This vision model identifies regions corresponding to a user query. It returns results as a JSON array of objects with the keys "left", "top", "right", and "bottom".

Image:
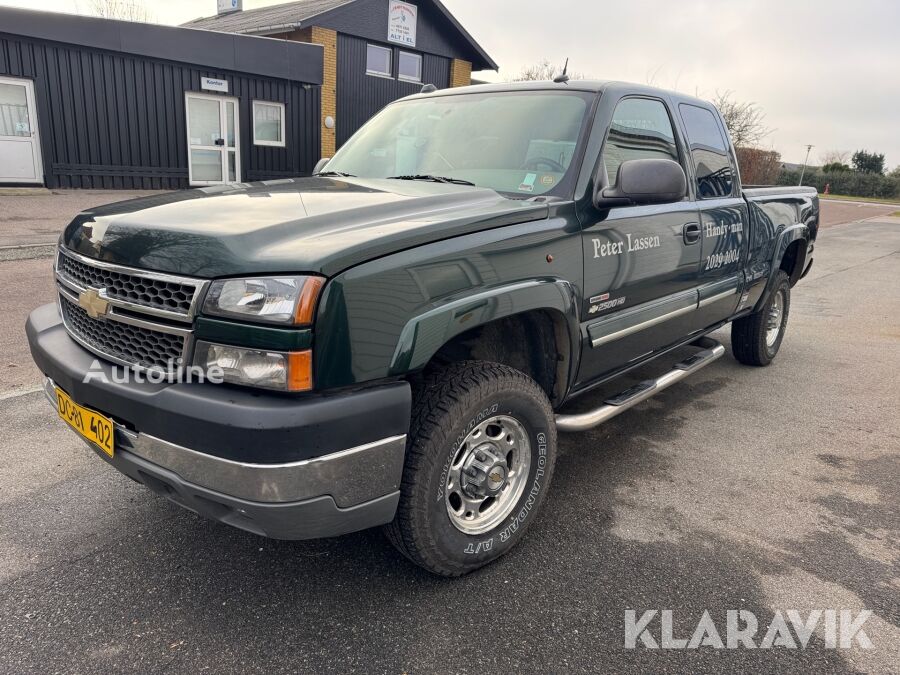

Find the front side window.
[
  {"left": 679, "top": 104, "right": 734, "bottom": 198},
  {"left": 602, "top": 97, "right": 679, "bottom": 186},
  {"left": 326, "top": 90, "right": 593, "bottom": 197},
  {"left": 398, "top": 52, "right": 422, "bottom": 82},
  {"left": 366, "top": 44, "right": 392, "bottom": 77},
  {"left": 253, "top": 101, "right": 285, "bottom": 146}
]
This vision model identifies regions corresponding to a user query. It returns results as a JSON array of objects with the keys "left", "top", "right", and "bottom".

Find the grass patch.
[{"left": 819, "top": 193, "right": 900, "bottom": 206}]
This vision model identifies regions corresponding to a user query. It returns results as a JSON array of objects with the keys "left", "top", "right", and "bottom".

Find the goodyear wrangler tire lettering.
[{"left": 383, "top": 361, "right": 557, "bottom": 577}]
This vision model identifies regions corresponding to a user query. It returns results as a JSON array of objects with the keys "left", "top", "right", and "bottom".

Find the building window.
[
  {"left": 253, "top": 101, "right": 285, "bottom": 147},
  {"left": 366, "top": 44, "right": 392, "bottom": 77},
  {"left": 398, "top": 52, "right": 422, "bottom": 82}
]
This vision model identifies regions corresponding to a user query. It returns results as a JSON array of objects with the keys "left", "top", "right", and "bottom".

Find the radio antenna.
[{"left": 553, "top": 58, "right": 570, "bottom": 84}]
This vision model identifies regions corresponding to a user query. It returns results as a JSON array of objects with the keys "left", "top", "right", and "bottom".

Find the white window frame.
[
  {"left": 366, "top": 44, "right": 393, "bottom": 78},
  {"left": 397, "top": 51, "right": 422, "bottom": 83},
  {"left": 185, "top": 91, "right": 241, "bottom": 187},
  {"left": 252, "top": 100, "right": 286, "bottom": 147},
  {"left": 0, "top": 75, "right": 44, "bottom": 184}
]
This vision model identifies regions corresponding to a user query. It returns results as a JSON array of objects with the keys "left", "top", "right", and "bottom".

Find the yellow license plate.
[{"left": 55, "top": 387, "right": 115, "bottom": 457}]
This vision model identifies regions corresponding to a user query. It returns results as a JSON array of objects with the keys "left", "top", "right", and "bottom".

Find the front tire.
[
  {"left": 731, "top": 270, "right": 791, "bottom": 366},
  {"left": 384, "top": 361, "right": 557, "bottom": 576}
]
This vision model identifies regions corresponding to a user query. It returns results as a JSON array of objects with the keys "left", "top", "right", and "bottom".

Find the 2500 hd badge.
[{"left": 27, "top": 80, "right": 817, "bottom": 576}]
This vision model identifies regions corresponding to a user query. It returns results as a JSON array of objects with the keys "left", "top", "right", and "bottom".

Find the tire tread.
[
  {"left": 731, "top": 270, "right": 790, "bottom": 366},
  {"left": 384, "top": 360, "right": 555, "bottom": 576}
]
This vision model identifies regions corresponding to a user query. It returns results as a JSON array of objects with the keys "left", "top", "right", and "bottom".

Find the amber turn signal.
[
  {"left": 287, "top": 350, "right": 314, "bottom": 391},
  {"left": 295, "top": 277, "right": 325, "bottom": 325}
]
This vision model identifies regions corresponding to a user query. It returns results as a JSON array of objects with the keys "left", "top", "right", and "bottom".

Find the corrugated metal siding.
[
  {"left": 0, "top": 32, "right": 321, "bottom": 189},
  {"left": 336, "top": 34, "right": 448, "bottom": 148}
]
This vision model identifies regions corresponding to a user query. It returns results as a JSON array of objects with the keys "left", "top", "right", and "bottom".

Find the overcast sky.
[{"left": 3, "top": 0, "right": 898, "bottom": 167}]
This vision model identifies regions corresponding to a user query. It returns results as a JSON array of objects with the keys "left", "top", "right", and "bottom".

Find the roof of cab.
[{"left": 404, "top": 80, "right": 715, "bottom": 109}]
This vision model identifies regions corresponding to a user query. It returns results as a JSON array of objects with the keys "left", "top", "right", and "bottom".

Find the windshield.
[{"left": 325, "top": 90, "right": 594, "bottom": 197}]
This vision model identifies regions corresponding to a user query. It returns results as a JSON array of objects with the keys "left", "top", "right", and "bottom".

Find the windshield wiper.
[
  {"left": 315, "top": 170, "right": 356, "bottom": 177},
  {"left": 387, "top": 174, "right": 476, "bottom": 186}
]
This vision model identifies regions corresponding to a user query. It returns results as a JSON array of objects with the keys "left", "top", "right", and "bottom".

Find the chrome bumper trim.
[{"left": 44, "top": 378, "right": 406, "bottom": 507}]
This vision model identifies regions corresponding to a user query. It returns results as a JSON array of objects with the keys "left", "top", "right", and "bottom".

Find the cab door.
[
  {"left": 576, "top": 96, "right": 702, "bottom": 386},
  {"left": 677, "top": 103, "right": 748, "bottom": 329}
]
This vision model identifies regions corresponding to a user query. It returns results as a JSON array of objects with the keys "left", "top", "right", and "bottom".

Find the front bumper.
[{"left": 28, "top": 303, "right": 411, "bottom": 540}]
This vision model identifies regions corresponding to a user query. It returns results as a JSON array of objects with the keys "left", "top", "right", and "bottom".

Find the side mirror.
[
  {"left": 594, "top": 158, "right": 686, "bottom": 208},
  {"left": 312, "top": 157, "right": 330, "bottom": 175}
]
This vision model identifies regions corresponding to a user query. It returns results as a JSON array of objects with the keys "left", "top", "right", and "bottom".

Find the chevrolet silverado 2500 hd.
[{"left": 27, "top": 81, "right": 817, "bottom": 576}]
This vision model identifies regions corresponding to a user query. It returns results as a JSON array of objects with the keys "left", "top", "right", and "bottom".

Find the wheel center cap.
[
  {"left": 487, "top": 465, "right": 507, "bottom": 491},
  {"left": 461, "top": 444, "right": 508, "bottom": 498}
]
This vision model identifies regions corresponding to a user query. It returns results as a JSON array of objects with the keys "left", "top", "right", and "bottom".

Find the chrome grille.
[
  {"left": 54, "top": 248, "right": 203, "bottom": 372},
  {"left": 60, "top": 294, "right": 186, "bottom": 371},
  {"left": 57, "top": 250, "right": 199, "bottom": 317}
]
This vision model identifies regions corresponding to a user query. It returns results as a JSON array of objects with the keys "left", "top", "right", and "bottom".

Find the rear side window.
[
  {"left": 679, "top": 104, "right": 735, "bottom": 198},
  {"left": 602, "top": 98, "right": 679, "bottom": 186}
]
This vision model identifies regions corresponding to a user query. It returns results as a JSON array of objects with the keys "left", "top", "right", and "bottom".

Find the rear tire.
[
  {"left": 384, "top": 361, "right": 557, "bottom": 576},
  {"left": 731, "top": 271, "right": 791, "bottom": 366}
]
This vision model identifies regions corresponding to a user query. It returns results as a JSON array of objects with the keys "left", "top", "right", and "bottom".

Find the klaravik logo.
[{"left": 624, "top": 609, "right": 873, "bottom": 649}]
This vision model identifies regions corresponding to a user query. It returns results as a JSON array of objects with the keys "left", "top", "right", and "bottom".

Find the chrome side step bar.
[{"left": 555, "top": 337, "right": 726, "bottom": 433}]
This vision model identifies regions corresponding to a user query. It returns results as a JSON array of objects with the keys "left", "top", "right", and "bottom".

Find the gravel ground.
[
  {"left": 0, "top": 197, "right": 897, "bottom": 673},
  {"left": 0, "top": 189, "right": 163, "bottom": 248}
]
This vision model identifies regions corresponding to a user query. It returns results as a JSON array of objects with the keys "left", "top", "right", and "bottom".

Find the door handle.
[
  {"left": 683, "top": 222, "right": 701, "bottom": 245},
  {"left": 214, "top": 138, "right": 225, "bottom": 146}
]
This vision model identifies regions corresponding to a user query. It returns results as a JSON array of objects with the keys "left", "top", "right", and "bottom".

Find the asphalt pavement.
[{"left": 0, "top": 197, "right": 897, "bottom": 673}]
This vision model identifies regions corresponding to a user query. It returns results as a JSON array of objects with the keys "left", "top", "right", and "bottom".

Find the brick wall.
[
  {"left": 289, "top": 26, "right": 337, "bottom": 158},
  {"left": 449, "top": 59, "right": 472, "bottom": 87}
]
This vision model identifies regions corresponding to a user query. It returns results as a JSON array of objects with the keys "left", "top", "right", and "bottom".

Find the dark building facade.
[
  {"left": 0, "top": 6, "right": 323, "bottom": 189},
  {"left": 184, "top": 0, "right": 497, "bottom": 155},
  {"left": 0, "top": 0, "right": 495, "bottom": 189}
]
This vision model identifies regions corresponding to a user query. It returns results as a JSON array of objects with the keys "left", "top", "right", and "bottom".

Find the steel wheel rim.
[
  {"left": 445, "top": 414, "right": 532, "bottom": 535},
  {"left": 766, "top": 290, "right": 784, "bottom": 347}
]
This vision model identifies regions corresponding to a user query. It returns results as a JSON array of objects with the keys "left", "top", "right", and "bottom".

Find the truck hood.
[{"left": 61, "top": 178, "right": 549, "bottom": 278}]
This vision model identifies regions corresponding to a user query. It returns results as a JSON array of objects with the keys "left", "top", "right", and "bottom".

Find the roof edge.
[
  {"left": 0, "top": 6, "right": 324, "bottom": 85},
  {"left": 183, "top": 0, "right": 498, "bottom": 72}
]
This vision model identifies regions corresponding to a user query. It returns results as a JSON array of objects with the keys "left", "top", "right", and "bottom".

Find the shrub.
[
  {"left": 777, "top": 170, "right": 900, "bottom": 198},
  {"left": 735, "top": 147, "right": 781, "bottom": 185},
  {"left": 821, "top": 162, "right": 851, "bottom": 173}
]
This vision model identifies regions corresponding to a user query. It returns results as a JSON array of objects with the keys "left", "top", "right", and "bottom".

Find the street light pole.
[{"left": 798, "top": 144, "right": 814, "bottom": 186}]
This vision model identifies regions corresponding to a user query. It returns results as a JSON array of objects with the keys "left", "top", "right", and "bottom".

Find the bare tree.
[
  {"left": 711, "top": 90, "right": 771, "bottom": 148},
  {"left": 508, "top": 59, "right": 589, "bottom": 82},
  {"left": 83, "top": 0, "right": 155, "bottom": 22},
  {"left": 819, "top": 149, "right": 850, "bottom": 166}
]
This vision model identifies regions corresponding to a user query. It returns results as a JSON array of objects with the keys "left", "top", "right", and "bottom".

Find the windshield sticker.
[
  {"left": 541, "top": 175, "right": 555, "bottom": 186},
  {"left": 518, "top": 173, "right": 537, "bottom": 193}
]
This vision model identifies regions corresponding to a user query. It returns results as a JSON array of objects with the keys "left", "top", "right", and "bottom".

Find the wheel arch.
[
  {"left": 389, "top": 279, "right": 580, "bottom": 405},
  {"left": 754, "top": 223, "right": 808, "bottom": 311}
]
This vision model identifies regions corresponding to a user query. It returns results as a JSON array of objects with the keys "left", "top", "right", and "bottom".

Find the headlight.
[
  {"left": 202, "top": 276, "right": 324, "bottom": 325},
  {"left": 194, "top": 341, "right": 313, "bottom": 392}
]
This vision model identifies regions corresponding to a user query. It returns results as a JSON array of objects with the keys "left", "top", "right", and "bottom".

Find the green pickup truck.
[{"left": 27, "top": 81, "right": 817, "bottom": 575}]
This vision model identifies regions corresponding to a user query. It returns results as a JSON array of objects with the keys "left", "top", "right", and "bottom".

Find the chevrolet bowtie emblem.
[{"left": 78, "top": 288, "right": 110, "bottom": 319}]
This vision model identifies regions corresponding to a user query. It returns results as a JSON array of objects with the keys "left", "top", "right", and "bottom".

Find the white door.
[
  {"left": 0, "top": 76, "right": 43, "bottom": 184},
  {"left": 185, "top": 93, "right": 240, "bottom": 186}
]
